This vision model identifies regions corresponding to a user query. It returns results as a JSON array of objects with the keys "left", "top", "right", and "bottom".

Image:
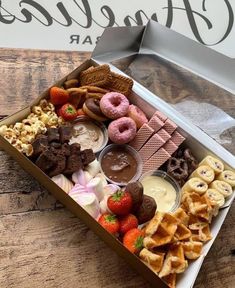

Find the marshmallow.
[
  {"left": 72, "top": 169, "right": 92, "bottom": 185},
  {"left": 85, "top": 159, "right": 101, "bottom": 177},
  {"left": 100, "top": 195, "right": 112, "bottom": 214},
  {"left": 71, "top": 192, "right": 100, "bottom": 219},
  {"left": 51, "top": 174, "right": 74, "bottom": 194},
  {"left": 69, "top": 183, "right": 87, "bottom": 196},
  {"left": 96, "top": 173, "right": 108, "bottom": 187},
  {"left": 103, "top": 184, "right": 120, "bottom": 196},
  {"left": 86, "top": 177, "right": 105, "bottom": 201}
]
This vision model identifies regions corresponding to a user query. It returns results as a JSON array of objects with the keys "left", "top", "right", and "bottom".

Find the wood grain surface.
[{"left": 0, "top": 48, "right": 234, "bottom": 288}]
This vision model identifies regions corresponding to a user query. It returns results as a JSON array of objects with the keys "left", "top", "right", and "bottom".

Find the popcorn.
[
  {"left": 32, "top": 106, "right": 43, "bottom": 115},
  {"left": 0, "top": 125, "right": 8, "bottom": 136},
  {"left": 0, "top": 100, "right": 58, "bottom": 155}
]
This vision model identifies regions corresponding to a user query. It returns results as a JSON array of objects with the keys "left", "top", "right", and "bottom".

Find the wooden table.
[{"left": 0, "top": 48, "right": 234, "bottom": 288}]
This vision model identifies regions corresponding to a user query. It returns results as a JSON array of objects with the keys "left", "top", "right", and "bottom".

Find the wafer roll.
[
  {"left": 217, "top": 170, "right": 235, "bottom": 187},
  {"left": 129, "top": 123, "right": 154, "bottom": 151},
  {"left": 209, "top": 180, "right": 232, "bottom": 198},
  {"left": 163, "top": 140, "right": 178, "bottom": 156},
  {"left": 205, "top": 189, "right": 225, "bottom": 207},
  {"left": 142, "top": 148, "right": 171, "bottom": 173},
  {"left": 199, "top": 156, "right": 224, "bottom": 175},
  {"left": 190, "top": 165, "right": 215, "bottom": 184},
  {"left": 182, "top": 177, "right": 208, "bottom": 195},
  {"left": 148, "top": 116, "right": 164, "bottom": 132},
  {"left": 139, "top": 134, "right": 165, "bottom": 163},
  {"left": 163, "top": 119, "right": 177, "bottom": 135},
  {"left": 157, "top": 129, "right": 171, "bottom": 142},
  {"left": 171, "top": 131, "right": 185, "bottom": 146}
]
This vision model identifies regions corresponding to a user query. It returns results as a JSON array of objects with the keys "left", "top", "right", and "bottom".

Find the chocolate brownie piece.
[
  {"left": 80, "top": 149, "right": 95, "bottom": 166},
  {"left": 50, "top": 142, "right": 62, "bottom": 149},
  {"left": 48, "top": 155, "right": 67, "bottom": 177},
  {"left": 59, "top": 125, "right": 73, "bottom": 143},
  {"left": 35, "top": 149, "right": 57, "bottom": 172},
  {"left": 32, "top": 135, "right": 48, "bottom": 157},
  {"left": 50, "top": 143, "right": 71, "bottom": 157},
  {"left": 64, "top": 154, "right": 83, "bottom": 174},
  {"left": 47, "top": 128, "right": 60, "bottom": 143},
  {"left": 70, "top": 143, "right": 81, "bottom": 155}
]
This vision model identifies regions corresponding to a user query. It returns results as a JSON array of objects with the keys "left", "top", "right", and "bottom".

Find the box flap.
[
  {"left": 93, "top": 21, "right": 235, "bottom": 158},
  {"left": 92, "top": 26, "right": 145, "bottom": 63}
]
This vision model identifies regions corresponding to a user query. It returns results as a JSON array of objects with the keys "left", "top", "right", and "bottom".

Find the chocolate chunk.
[
  {"left": 32, "top": 135, "right": 48, "bottom": 157},
  {"left": 48, "top": 155, "right": 67, "bottom": 177},
  {"left": 125, "top": 181, "right": 144, "bottom": 212},
  {"left": 64, "top": 154, "right": 83, "bottom": 174},
  {"left": 135, "top": 195, "right": 157, "bottom": 225},
  {"left": 70, "top": 143, "right": 81, "bottom": 154},
  {"left": 59, "top": 125, "right": 73, "bottom": 143},
  {"left": 35, "top": 150, "right": 57, "bottom": 172},
  {"left": 80, "top": 149, "right": 95, "bottom": 166},
  {"left": 47, "top": 128, "right": 60, "bottom": 143}
]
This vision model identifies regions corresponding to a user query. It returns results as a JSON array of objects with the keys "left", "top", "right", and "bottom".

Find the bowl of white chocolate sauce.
[
  {"left": 140, "top": 170, "right": 181, "bottom": 213},
  {"left": 69, "top": 116, "right": 108, "bottom": 153}
]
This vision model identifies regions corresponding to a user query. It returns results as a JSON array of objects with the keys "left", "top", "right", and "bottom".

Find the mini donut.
[
  {"left": 100, "top": 92, "right": 129, "bottom": 119},
  {"left": 108, "top": 117, "right": 137, "bottom": 144},
  {"left": 83, "top": 98, "right": 107, "bottom": 122},
  {"left": 127, "top": 104, "right": 148, "bottom": 128}
]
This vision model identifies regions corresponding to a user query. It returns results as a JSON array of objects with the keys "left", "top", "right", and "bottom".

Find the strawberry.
[
  {"left": 123, "top": 228, "right": 144, "bottom": 254},
  {"left": 98, "top": 213, "right": 120, "bottom": 235},
  {"left": 50, "top": 87, "right": 69, "bottom": 105},
  {"left": 119, "top": 214, "right": 138, "bottom": 235},
  {"left": 107, "top": 190, "right": 132, "bottom": 216},
  {"left": 60, "top": 103, "right": 77, "bottom": 121}
]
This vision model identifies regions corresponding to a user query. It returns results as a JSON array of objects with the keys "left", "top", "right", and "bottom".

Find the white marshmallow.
[
  {"left": 85, "top": 159, "right": 101, "bottom": 177},
  {"left": 51, "top": 174, "right": 74, "bottom": 194}
]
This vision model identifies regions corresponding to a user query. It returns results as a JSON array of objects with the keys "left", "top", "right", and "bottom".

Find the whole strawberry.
[
  {"left": 50, "top": 87, "right": 69, "bottom": 105},
  {"left": 107, "top": 190, "right": 132, "bottom": 216},
  {"left": 123, "top": 228, "right": 144, "bottom": 254},
  {"left": 60, "top": 103, "right": 77, "bottom": 121},
  {"left": 98, "top": 213, "right": 120, "bottom": 235},
  {"left": 119, "top": 214, "right": 138, "bottom": 235}
]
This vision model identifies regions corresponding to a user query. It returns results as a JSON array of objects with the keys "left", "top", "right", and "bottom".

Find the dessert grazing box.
[{"left": 0, "top": 21, "right": 235, "bottom": 288}]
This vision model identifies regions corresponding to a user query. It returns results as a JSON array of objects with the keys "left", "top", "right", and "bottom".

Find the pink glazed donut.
[
  {"left": 108, "top": 117, "right": 137, "bottom": 144},
  {"left": 100, "top": 92, "right": 129, "bottom": 119}
]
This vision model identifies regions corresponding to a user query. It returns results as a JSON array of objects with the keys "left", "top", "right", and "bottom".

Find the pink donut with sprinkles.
[
  {"left": 108, "top": 117, "right": 137, "bottom": 144},
  {"left": 100, "top": 92, "right": 129, "bottom": 119}
]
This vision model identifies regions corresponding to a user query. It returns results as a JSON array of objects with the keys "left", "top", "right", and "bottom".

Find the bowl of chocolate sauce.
[{"left": 99, "top": 144, "right": 142, "bottom": 186}]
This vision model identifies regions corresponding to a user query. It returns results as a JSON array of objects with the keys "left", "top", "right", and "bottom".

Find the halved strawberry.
[
  {"left": 50, "top": 87, "right": 69, "bottom": 105},
  {"left": 123, "top": 228, "right": 144, "bottom": 254}
]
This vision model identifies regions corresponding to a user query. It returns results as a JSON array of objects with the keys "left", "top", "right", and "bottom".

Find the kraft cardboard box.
[{"left": 0, "top": 21, "right": 234, "bottom": 288}]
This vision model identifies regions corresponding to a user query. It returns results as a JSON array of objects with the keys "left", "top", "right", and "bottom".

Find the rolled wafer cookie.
[
  {"left": 209, "top": 180, "right": 233, "bottom": 198},
  {"left": 205, "top": 189, "right": 225, "bottom": 208},
  {"left": 199, "top": 156, "right": 224, "bottom": 175},
  {"left": 217, "top": 170, "right": 235, "bottom": 187},
  {"left": 182, "top": 177, "right": 208, "bottom": 195},
  {"left": 190, "top": 165, "right": 215, "bottom": 184}
]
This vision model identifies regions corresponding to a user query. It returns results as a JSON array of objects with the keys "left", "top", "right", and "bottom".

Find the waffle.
[
  {"left": 144, "top": 212, "right": 178, "bottom": 249},
  {"left": 162, "top": 273, "right": 176, "bottom": 288},
  {"left": 139, "top": 248, "right": 165, "bottom": 273},
  {"left": 182, "top": 240, "right": 203, "bottom": 260},
  {"left": 174, "top": 223, "right": 192, "bottom": 241},
  {"left": 159, "top": 243, "right": 188, "bottom": 278},
  {"left": 173, "top": 208, "right": 189, "bottom": 226}
]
